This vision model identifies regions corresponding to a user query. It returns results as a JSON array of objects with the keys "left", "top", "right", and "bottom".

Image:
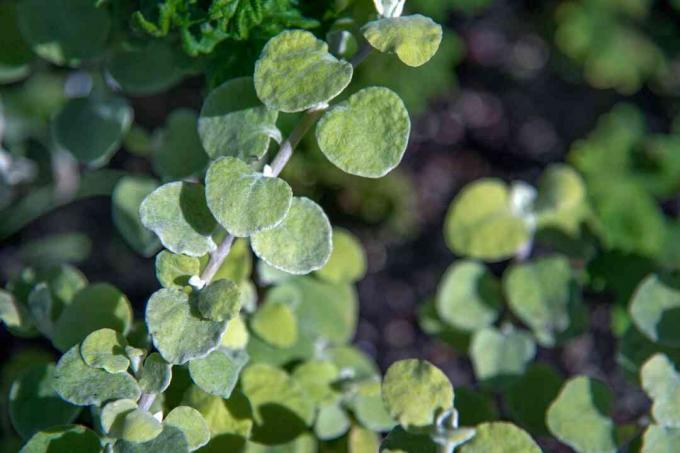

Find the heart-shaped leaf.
[
  {"left": 101, "top": 399, "right": 162, "bottom": 443},
  {"left": 316, "top": 87, "right": 410, "bottom": 178},
  {"left": 80, "top": 328, "right": 130, "bottom": 374},
  {"left": 112, "top": 176, "right": 161, "bottom": 257},
  {"left": 53, "top": 96, "right": 132, "bottom": 165},
  {"left": 152, "top": 109, "right": 209, "bottom": 181},
  {"left": 53, "top": 346, "right": 141, "bottom": 406},
  {"left": 641, "top": 354, "right": 680, "bottom": 427},
  {"left": 362, "top": 15, "right": 442, "bottom": 67},
  {"left": 458, "top": 422, "right": 540, "bottom": 453},
  {"left": 198, "top": 279, "right": 241, "bottom": 322},
  {"left": 251, "top": 302, "right": 298, "bottom": 348},
  {"left": 138, "top": 353, "right": 172, "bottom": 394},
  {"left": 205, "top": 157, "right": 292, "bottom": 237},
  {"left": 382, "top": 359, "right": 453, "bottom": 431},
  {"left": 20, "top": 425, "right": 101, "bottom": 453},
  {"left": 254, "top": 30, "right": 353, "bottom": 112},
  {"left": 630, "top": 274, "right": 680, "bottom": 347},
  {"left": 198, "top": 77, "right": 280, "bottom": 161},
  {"left": 469, "top": 326, "right": 536, "bottom": 388},
  {"left": 188, "top": 349, "right": 249, "bottom": 399},
  {"left": 164, "top": 406, "right": 210, "bottom": 451},
  {"left": 145, "top": 288, "right": 228, "bottom": 365},
  {"left": 546, "top": 376, "right": 617, "bottom": 453},
  {"left": 250, "top": 197, "right": 332, "bottom": 274},
  {"left": 435, "top": 260, "right": 502, "bottom": 332},
  {"left": 140, "top": 182, "right": 217, "bottom": 257},
  {"left": 155, "top": 251, "right": 201, "bottom": 289},
  {"left": 315, "top": 228, "right": 366, "bottom": 283}
]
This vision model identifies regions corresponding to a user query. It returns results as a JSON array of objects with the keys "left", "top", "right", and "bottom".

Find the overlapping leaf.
[{"left": 362, "top": 15, "right": 442, "bottom": 67}]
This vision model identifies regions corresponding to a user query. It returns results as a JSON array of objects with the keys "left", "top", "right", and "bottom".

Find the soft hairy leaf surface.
[
  {"left": 188, "top": 349, "right": 249, "bottom": 399},
  {"left": 444, "top": 179, "right": 532, "bottom": 261},
  {"left": 52, "top": 283, "right": 133, "bottom": 352},
  {"left": 250, "top": 197, "right": 332, "bottom": 274},
  {"left": 205, "top": 157, "right": 292, "bottom": 237},
  {"left": 199, "top": 77, "right": 280, "bottom": 161},
  {"left": 315, "top": 228, "right": 366, "bottom": 283},
  {"left": 382, "top": 359, "right": 453, "bottom": 431},
  {"left": 145, "top": 288, "right": 228, "bottom": 364},
  {"left": 316, "top": 87, "right": 410, "bottom": 178},
  {"left": 181, "top": 386, "right": 253, "bottom": 438},
  {"left": 254, "top": 30, "right": 353, "bottom": 112},
  {"left": 362, "top": 15, "right": 443, "bottom": 67},
  {"left": 155, "top": 251, "right": 201, "bottom": 289},
  {"left": 251, "top": 302, "right": 298, "bottom": 348},
  {"left": 164, "top": 406, "right": 211, "bottom": 451},
  {"left": 139, "top": 353, "right": 172, "bottom": 394},
  {"left": 112, "top": 176, "right": 161, "bottom": 257},
  {"left": 458, "top": 422, "right": 540, "bottom": 453},
  {"left": 80, "top": 328, "right": 130, "bottom": 373},
  {"left": 102, "top": 400, "right": 162, "bottom": 443},
  {"left": 9, "top": 363, "right": 80, "bottom": 439},
  {"left": 198, "top": 279, "right": 241, "bottom": 322},
  {"left": 140, "top": 182, "right": 217, "bottom": 257},
  {"left": 112, "top": 424, "right": 189, "bottom": 453},
  {"left": 630, "top": 274, "right": 680, "bottom": 347},
  {"left": 19, "top": 425, "right": 101, "bottom": 453},
  {"left": 53, "top": 346, "right": 140, "bottom": 406},
  {"left": 641, "top": 425, "right": 680, "bottom": 453},
  {"left": 435, "top": 260, "right": 502, "bottom": 332},
  {"left": 546, "top": 376, "right": 617, "bottom": 453},
  {"left": 53, "top": 96, "right": 132, "bottom": 165},
  {"left": 469, "top": 327, "right": 536, "bottom": 388},
  {"left": 641, "top": 354, "right": 680, "bottom": 427}
]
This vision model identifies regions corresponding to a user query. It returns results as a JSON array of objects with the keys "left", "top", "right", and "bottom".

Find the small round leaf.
[
  {"left": 152, "top": 109, "right": 209, "bottom": 181},
  {"left": 138, "top": 353, "right": 172, "bottom": 394},
  {"left": 112, "top": 176, "right": 161, "bottom": 257},
  {"left": 80, "top": 328, "right": 130, "bottom": 374},
  {"left": 102, "top": 400, "right": 162, "bottom": 443},
  {"left": 198, "top": 279, "right": 241, "bottom": 322},
  {"left": 112, "top": 424, "right": 189, "bottom": 453},
  {"left": 641, "top": 425, "right": 680, "bottom": 453},
  {"left": 155, "top": 251, "right": 201, "bottom": 289},
  {"left": 458, "top": 422, "right": 540, "bottom": 453},
  {"left": 641, "top": 354, "right": 680, "bottom": 428},
  {"left": 469, "top": 326, "right": 536, "bottom": 388},
  {"left": 251, "top": 302, "right": 298, "bottom": 348},
  {"left": 164, "top": 406, "right": 210, "bottom": 451},
  {"left": 362, "top": 15, "right": 443, "bottom": 67},
  {"left": 630, "top": 274, "right": 680, "bottom": 347},
  {"left": 188, "top": 349, "right": 249, "bottom": 399},
  {"left": 315, "top": 228, "right": 366, "bottom": 283}
]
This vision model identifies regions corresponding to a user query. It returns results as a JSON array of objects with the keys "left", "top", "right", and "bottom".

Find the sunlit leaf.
[
  {"left": 291, "top": 360, "right": 340, "bottom": 408},
  {"left": 641, "top": 425, "right": 680, "bottom": 453},
  {"left": 0, "top": 288, "right": 36, "bottom": 337},
  {"left": 181, "top": 386, "right": 253, "bottom": 438},
  {"left": 112, "top": 424, "right": 189, "bottom": 453},
  {"left": 534, "top": 164, "right": 588, "bottom": 235},
  {"left": 315, "top": 404, "right": 350, "bottom": 440},
  {"left": 155, "top": 251, "right": 201, "bottom": 289},
  {"left": 221, "top": 316, "right": 250, "bottom": 350},
  {"left": 630, "top": 274, "right": 680, "bottom": 347},
  {"left": 458, "top": 422, "right": 540, "bottom": 453},
  {"left": 469, "top": 326, "right": 536, "bottom": 388},
  {"left": 315, "top": 228, "right": 366, "bottom": 283},
  {"left": 198, "top": 279, "right": 241, "bottom": 322},
  {"left": 349, "top": 378, "right": 396, "bottom": 432},
  {"left": 112, "top": 176, "right": 161, "bottom": 257},
  {"left": 641, "top": 354, "right": 680, "bottom": 427},
  {"left": 251, "top": 302, "right": 298, "bottom": 348},
  {"left": 188, "top": 349, "right": 248, "bottom": 399},
  {"left": 80, "top": 328, "right": 130, "bottom": 374},
  {"left": 102, "top": 399, "right": 162, "bottom": 443},
  {"left": 362, "top": 15, "right": 442, "bottom": 67},
  {"left": 164, "top": 406, "right": 210, "bottom": 451}
]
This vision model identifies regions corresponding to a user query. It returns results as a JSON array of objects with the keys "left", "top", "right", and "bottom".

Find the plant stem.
[
  {"left": 350, "top": 41, "right": 373, "bottom": 68},
  {"left": 199, "top": 233, "right": 235, "bottom": 283},
  {"left": 138, "top": 392, "right": 156, "bottom": 411}
]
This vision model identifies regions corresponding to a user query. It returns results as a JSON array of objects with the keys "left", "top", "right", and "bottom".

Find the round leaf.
[
  {"left": 630, "top": 274, "right": 680, "bottom": 347},
  {"left": 641, "top": 425, "right": 680, "bottom": 453},
  {"left": 205, "top": 157, "right": 292, "bottom": 237},
  {"left": 80, "top": 328, "right": 130, "bottom": 374},
  {"left": 139, "top": 353, "right": 172, "bottom": 394},
  {"left": 435, "top": 260, "right": 502, "bottom": 332},
  {"left": 198, "top": 77, "right": 280, "bottom": 161},
  {"left": 469, "top": 326, "right": 536, "bottom": 388},
  {"left": 251, "top": 302, "right": 298, "bottom": 348},
  {"left": 198, "top": 279, "right": 241, "bottom": 322},
  {"left": 9, "top": 363, "right": 80, "bottom": 439},
  {"left": 102, "top": 400, "right": 162, "bottom": 443},
  {"left": 546, "top": 376, "right": 617, "bottom": 453},
  {"left": 20, "top": 425, "right": 100, "bottom": 453},
  {"left": 315, "top": 228, "right": 366, "bottom": 283},
  {"left": 112, "top": 176, "right": 161, "bottom": 257},
  {"left": 153, "top": 109, "right": 209, "bottom": 181},
  {"left": 254, "top": 30, "right": 353, "bottom": 112},
  {"left": 641, "top": 354, "right": 680, "bottom": 427},
  {"left": 291, "top": 360, "right": 340, "bottom": 408},
  {"left": 155, "top": 251, "right": 201, "bottom": 289},
  {"left": 164, "top": 406, "right": 210, "bottom": 451},
  {"left": 534, "top": 164, "right": 588, "bottom": 235},
  {"left": 382, "top": 359, "right": 453, "bottom": 431},
  {"left": 52, "top": 283, "right": 133, "bottom": 352},
  {"left": 362, "top": 15, "right": 443, "bottom": 67},
  {"left": 315, "top": 404, "right": 350, "bottom": 440},
  {"left": 251, "top": 197, "right": 332, "bottom": 274},
  {"left": 112, "top": 425, "right": 189, "bottom": 453},
  {"left": 53, "top": 346, "right": 141, "bottom": 406},
  {"left": 140, "top": 182, "right": 217, "bottom": 257},
  {"left": 146, "top": 288, "right": 228, "bottom": 365},
  {"left": 316, "top": 87, "right": 410, "bottom": 178},
  {"left": 188, "top": 349, "right": 249, "bottom": 399},
  {"left": 458, "top": 422, "right": 540, "bottom": 453},
  {"left": 350, "top": 379, "right": 396, "bottom": 432}
]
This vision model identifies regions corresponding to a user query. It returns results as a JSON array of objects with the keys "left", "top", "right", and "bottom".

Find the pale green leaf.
[
  {"left": 205, "top": 157, "right": 292, "bottom": 237},
  {"left": 140, "top": 182, "right": 217, "bottom": 257},
  {"left": 350, "top": 379, "right": 396, "bottom": 432},
  {"left": 630, "top": 274, "right": 680, "bottom": 347},
  {"left": 291, "top": 360, "right": 340, "bottom": 408},
  {"left": 362, "top": 15, "right": 442, "bottom": 67},
  {"left": 101, "top": 399, "right": 136, "bottom": 431},
  {"left": 469, "top": 326, "right": 536, "bottom": 388},
  {"left": 164, "top": 406, "right": 210, "bottom": 451},
  {"left": 139, "top": 353, "right": 172, "bottom": 394},
  {"left": 102, "top": 399, "right": 162, "bottom": 443},
  {"left": 315, "top": 404, "right": 350, "bottom": 440},
  {"left": 251, "top": 197, "right": 332, "bottom": 274},
  {"left": 251, "top": 302, "right": 298, "bottom": 348},
  {"left": 209, "top": 238, "right": 253, "bottom": 283},
  {"left": 80, "top": 328, "right": 130, "bottom": 373},
  {"left": 0, "top": 288, "right": 36, "bottom": 337},
  {"left": 382, "top": 359, "right": 453, "bottom": 431},
  {"left": 198, "top": 77, "right": 280, "bottom": 161},
  {"left": 153, "top": 109, "right": 209, "bottom": 181},
  {"left": 316, "top": 87, "right": 410, "bottom": 178},
  {"left": 641, "top": 354, "right": 680, "bottom": 427},
  {"left": 546, "top": 376, "right": 617, "bottom": 453},
  {"left": 198, "top": 279, "right": 241, "bottom": 322},
  {"left": 181, "top": 386, "right": 253, "bottom": 438},
  {"left": 112, "top": 176, "right": 161, "bottom": 257},
  {"left": 458, "top": 422, "right": 540, "bottom": 453},
  {"left": 435, "top": 260, "right": 502, "bottom": 332},
  {"left": 53, "top": 96, "right": 132, "bottom": 165},
  {"left": 641, "top": 425, "right": 680, "bottom": 453},
  {"left": 9, "top": 363, "right": 80, "bottom": 439},
  {"left": 155, "top": 251, "right": 201, "bottom": 289},
  {"left": 19, "top": 425, "right": 100, "bottom": 453},
  {"left": 145, "top": 288, "right": 228, "bottom": 364},
  {"left": 349, "top": 425, "right": 380, "bottom": 452},
  {"left": 221, "top": 316, "right": 250, "bottom": 350},
  {"left": 189, "top": 349, "right": 249, "bottom": 399},
  {"left": 315, "top": 228, "right": 366, "bottom": 283},
  {"left": 254, "top": 30, "right": 353, "bottom": 112},
  {"left": 53, "top": 346, "right": 141, "bottom": 406},
  {"left": 534, "top": 164, "right": 588, "bottom": 235},
  {"left": 112, "top": 425, "right": 189, "bottom": 453},
  {"left": 52, "top": 283, "right": 133, "bottom": 352}
]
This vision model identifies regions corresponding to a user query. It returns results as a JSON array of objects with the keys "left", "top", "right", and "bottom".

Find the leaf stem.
[
  {"left": 199, "top": 233, "right": 235, "bottom": 283},
  {"left": 138, "top": 392, "right": 156, "bottom": 411}
]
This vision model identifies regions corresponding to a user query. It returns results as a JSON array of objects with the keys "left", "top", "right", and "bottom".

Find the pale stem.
[
  {"left": 138, "top": 392, "right": 156, "bottom": 411},
  {"left": 199, "top": 234, "right": 235, "bottom": 283}
]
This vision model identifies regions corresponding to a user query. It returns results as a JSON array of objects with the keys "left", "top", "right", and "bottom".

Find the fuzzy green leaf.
[
  {"left": 140, "top": 182, "right": 218, "bottom": 257},
  {"left": 350, "top": 379, "right": 396, "bottom": 432},
  {"left": 251, "top": 302, "right": 298, "bottom": 348},
  {"left": 139, "top": 353, "right": 172, "bottom": 394},
  {"left": 291, "top": 360, "right": 340, "bottom": 408},
  {"left": 205, "top": 157, "right": 292, "bottom": 237},
  {"left": 198, "top": 77, "right": 280, "bottom": 161},
  {"left": 641, "top": 425, "right": 680, "bottom": 453},
  {"left": 112, "top": 425, "right": 189, "bottom": 453},
  {"left": 53, "top": 96, "right": 132, "bottom": 165},
  {"left": 102, "top": 399, "right": 162, "bottom": 443},
  {"left": 458, "top": 422, "right": 540, "bottom": 453},
  {"left": 534, "top": 164, "right": 588, "bottom": 235},
  {"left": 316, "top": 87, "right": 410, "bottom": 178},
  {"left": 164, "top": 406, "right": 210, "bottom": 451},
  {"left": 315, "top": 404, "right": 350, "bottom": 440},
  {"left": 641, "top": 354, "right": 680, "bottom": 427},
  {"left": 435, "top": 260, "right": 502, "bottom": 332},
  {"left": 630, "top": 274, "right": 680, "bottom": 347},
  {"left": 315, "top": 228, "right": 366, "bottom": 283},
  {"left": 220, "top": 316, "right": 250, "bottom": 350},
  {"left": 254, "top": 30, "right": 353, "bottom": 112},
  {"left": 9, "top": 363, "right": 80, "bottom": 439},
  {"left": 155, "top": 251, "right": 201, "bottom": 289},
  {"left": 189, "top": 349, "right": 248, "bottom": 399},
  {"left": 145, "top": 288, "right": 228, "bottom": 365},
  {"left": 546, "top": 376, "right": 617, "bottom": 453},
  {"left": 52, "top": 283, "right": 133, "bottom": 352},
  {"left": 181, "top": 386, "right": 253, "bottom": 438},
  {"left": 469, "top": 326, "right": 536, "bottom": 388},
  {"left": 362, "top": 15, "right": 442, "bottom": 67},
  {"left": 80, "top": 328, "right": 130, "bottom": 374},
  {"left": 112, "top": 176, "right": 161, "bottom": 257},
  {"left": 382, "top": 359, "right": 453, "bottom": 431},
  {"left": 198, "top": 279, "right": 241, "bottom": 322},
  {"left": 0, "top": 288, "right": 35, "bottom": 337},
  {"left": 251, "top": 197, "right": 332, "bottom": 274},
  {"left": 20, "top": 425, "right": 100, "bottom": 453},
  {"left": 53, "top": 346, "right": 140, "bottom": 406},
  {"left": 153, "top": 109, "right": 209, "bottom": 181}
]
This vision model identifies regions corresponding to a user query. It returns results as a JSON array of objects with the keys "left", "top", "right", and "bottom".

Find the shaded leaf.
[
  {"left": 362, "top": 15, "right": 442, "bottom": 67},
  {"left": 112, "top": 424, "right": 189, "bottom": 453},
  {"left": 102, "top": 399, "right": 162, "bottom": 443},
  {"left": 19, "top": 425, "right": 100, "bottom": 453},
  {"left": 458, "top": 422, "right": 540, "bottom": 453},
  {"left": 153, "top": 109, "right": 209, "bottom": 181},
  {"left": 139, "top": 353, "right": 172, "bottom": 394},
  {"left": 189, "top": 349, "right": 249, "bottom": 399},
  {"left": 630, "top": 274, "right": 680, "bottom": 347},
  {"left": 155, "top": 251, "right": 200, "bottom": 289},
  {"left": 80, "top": 328, "right": 130, "bottom": 374},
  {"left": 112, "top": 176, "right": 161, "bottom": 257},
  {"left": 164, "top": 406, "right": 210, "bottom": 451}
]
